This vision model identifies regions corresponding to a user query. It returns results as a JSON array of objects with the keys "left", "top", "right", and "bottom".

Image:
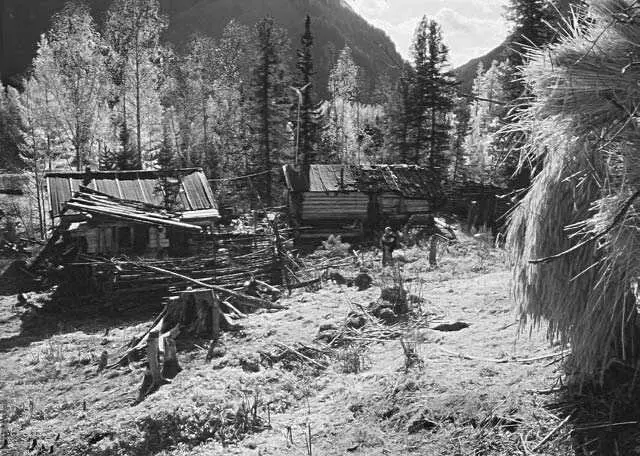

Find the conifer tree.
[
  {"left": 99, "top": 126, "right": 139, "bottom": 170},
  {"left": 248, "top": 17, "right": 291, "bottom": 206},
  {"left": 505, "top": 0, "right": 557, "bottom": 62},
  {"left": 410, "top": 17, "right": 456, "bottom": 186},
  {"left": 293, "top": 15, "right": 320, "bottom": 177},
  {"left": 385, "top": 63, "right": 414, "bottom": 163}
]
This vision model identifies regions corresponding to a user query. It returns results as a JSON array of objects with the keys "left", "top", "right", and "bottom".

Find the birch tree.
[
  {"left": 104, "top": 0, "right": 167, "bottom": 168},
  {"left": 31, "top": 3, "right": 108, "bottom": 170}
]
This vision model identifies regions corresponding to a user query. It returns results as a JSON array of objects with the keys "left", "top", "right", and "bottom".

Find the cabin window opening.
[
  {"left": 133, "top": 225, "right": 149, "bottom": 254},
  {"left": 118, "top": 226, "right": 132, "bottom": 251}
]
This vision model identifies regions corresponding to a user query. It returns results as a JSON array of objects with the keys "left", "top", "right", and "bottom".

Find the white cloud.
[{"left": 347, "top": 0, "right": 510, "bottom": 67}]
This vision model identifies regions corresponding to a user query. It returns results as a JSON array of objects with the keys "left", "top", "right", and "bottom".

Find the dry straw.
[{"left": 507, "top": 0, "right": 640, "bottom": 379}]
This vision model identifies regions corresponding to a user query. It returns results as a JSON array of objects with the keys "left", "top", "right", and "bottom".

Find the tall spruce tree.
[
  {"left": 293, "top": 15, "right": 320, "bottom": 177},
  {"left": 505, "top": 0, "right": 557, "bottom": 65},
  {"left": 500, "top": 0, "right": 578, "bottom": 190},
  {"left": 249, "top": 17, "right": 290, "bottom": 206},
  {"left": 385, "top": 63, "right": 414, "bottom": 163},
  {"left": 410, "top": 17, "right": 455, "bottom": 186}
]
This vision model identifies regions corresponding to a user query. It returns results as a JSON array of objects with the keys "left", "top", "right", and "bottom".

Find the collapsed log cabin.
[
  {"left": 45, "top": 168, "right": 219, "bottom": 256},
  {"left": 27, "top": 168, "right": 306, "bottom": 309},
  {"left": 282, "top": 164, "right": 442, "bottom": 240}
]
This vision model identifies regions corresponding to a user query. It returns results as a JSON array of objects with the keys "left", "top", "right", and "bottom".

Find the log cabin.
[
  {"left": 283, "top": 164, "right": 442, "bottom": 239},
  {"left": 45, "top": 168, "right": 219, "bottom": 258},
  {"left": 282, "top": 164, "right": 369, "bottom": 239}
]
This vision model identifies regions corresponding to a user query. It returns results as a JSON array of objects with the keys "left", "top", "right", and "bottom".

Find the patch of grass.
[
  {"left": 41, "top": 339, "right": 65, "bottom": 363},
  {"left": 336, "top": 344, "right": 370, "bottom": 374},
  {"left": 399, "top": 338, "right": 423, "bottom": 372}
]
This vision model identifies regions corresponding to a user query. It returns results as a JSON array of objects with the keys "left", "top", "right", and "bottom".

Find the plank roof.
[
  {"left": 46, "top": 168, "right": 218, "bottom": 219},
  {"left": 282, "top": 164, "right": 359, "bottom": 192}
]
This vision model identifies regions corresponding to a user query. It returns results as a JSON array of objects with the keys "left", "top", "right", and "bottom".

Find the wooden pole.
[
  {"left": 211, "top": 294, "right": 220, "bottom": 341},
  {"left": 147, "top": 330, "right": 162, "bottom": 386},
  {"left": 429, "top": 235, "right": 437, "bottom": 267}
]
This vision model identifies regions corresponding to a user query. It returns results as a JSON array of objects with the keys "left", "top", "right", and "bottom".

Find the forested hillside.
[
  {"left": 0, "top": 0, "right": 591, "bottom": 237},
  {"left": 0, "top": 0, "right": 402, "bottom": 97}
]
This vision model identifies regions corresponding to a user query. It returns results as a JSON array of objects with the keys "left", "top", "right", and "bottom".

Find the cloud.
[{"left": 347, "top": 0, "right": 510, "bottom": 67}]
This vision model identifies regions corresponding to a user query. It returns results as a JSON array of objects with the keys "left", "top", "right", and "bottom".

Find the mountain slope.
[
  {"left": 0, "top": 0, "right": 403, "bottom": 98},
  {"left": 453, "top": 41, "right": 511, "bottom": 94},
  {"left": 453, "top": 0, "right": 577, "bottom": 93},
  {"left": 165, "top": 0, "right": 403, "bottom": 99}
]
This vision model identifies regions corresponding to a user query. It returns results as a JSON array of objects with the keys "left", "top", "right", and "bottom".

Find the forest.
[{"left": 0, "top": 0, "right": 575, "bottom": 236}]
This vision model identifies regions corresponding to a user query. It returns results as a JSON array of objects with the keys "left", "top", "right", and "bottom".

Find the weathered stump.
[
  {"left": 147, "top": 330, "right": 162, "bottom": 386},
  {"left": 162, "top": 334, "right": 182, "bottom": 378},
  {"left": 165, "top": 289, "right": 221, "bottom": 340},
  {"left": 134, "top": 289, "right": 223, "bottom": 403}
]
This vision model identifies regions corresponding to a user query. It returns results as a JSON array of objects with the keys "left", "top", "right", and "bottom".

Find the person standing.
[{"left": 380, "top": 226, "right": 399, "bottom": 267}]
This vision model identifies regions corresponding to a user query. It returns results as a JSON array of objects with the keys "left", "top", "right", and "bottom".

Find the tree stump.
[
  {"left": 135, "top": 289, "right": 222, "bottom": 403},
  {"left": 168, "top": 290, "right": 219, "bottom": 338},
  {"left": 147, "top": 330, "right": 163, "bottom": 387},
  {"left": 162, "top": 335, "right": 182, "bottom": 378}
]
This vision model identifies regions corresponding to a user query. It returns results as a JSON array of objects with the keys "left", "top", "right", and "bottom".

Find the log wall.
[{"left": 301, "top": 192, "right": 369, "bottom": 221}]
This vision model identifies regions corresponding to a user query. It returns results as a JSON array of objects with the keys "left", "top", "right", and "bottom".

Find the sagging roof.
[
  {"left": 0, "top": 173, "right": 29, "bottom": 195},
  {"left": 282, "top": 164, "right": 359, "bottom": 192},
  {"left": 46, "top": 168, "right": 219, "bottom": 220},
  {"left": 62, "top": 190, "right": 203, "bottom": 232},
  {"left": 283, "top": 163, "right": 440, "bottom": 199},
  {"left": 359, "top": 165, "right": 440, "bottom": 199}
]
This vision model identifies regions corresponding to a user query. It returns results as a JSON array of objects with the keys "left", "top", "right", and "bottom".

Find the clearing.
[{"left": 1, "top": 235, "right": 575, "bottom": 455}]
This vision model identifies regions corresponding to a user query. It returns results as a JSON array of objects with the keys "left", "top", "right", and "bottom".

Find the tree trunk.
[
  {"left": 135, "top": 31, "right": 142, "bottom": 169},
  {"left": 262, "top": 56, "right": 272, "bottom": 207},
  {"left": 146, "top": 330, "right": 162, "bottom": 386}
]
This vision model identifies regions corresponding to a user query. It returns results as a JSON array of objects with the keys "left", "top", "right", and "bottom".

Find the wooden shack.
[
  {"left": 283, "top": 163, "right": 442, "bottom": 238},
  {"left": 45, "top": 168, "right": 219, "bottom": 258},
  {"left": 282, "top": 164, "right": 369, "bottom": 238}
]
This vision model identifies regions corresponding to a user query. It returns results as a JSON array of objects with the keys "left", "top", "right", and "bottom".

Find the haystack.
[{"left": 508, "top": 0, "right": 640, "bottom": 378}]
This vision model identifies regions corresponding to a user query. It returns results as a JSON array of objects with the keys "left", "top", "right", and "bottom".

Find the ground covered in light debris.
[{"left": 1, "top": 234, "right": 577, "bottom": 455}]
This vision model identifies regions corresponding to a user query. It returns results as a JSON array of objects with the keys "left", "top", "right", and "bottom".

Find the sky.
[{"left": 347, "top": 0, "right": 512, "bottom": 67}]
